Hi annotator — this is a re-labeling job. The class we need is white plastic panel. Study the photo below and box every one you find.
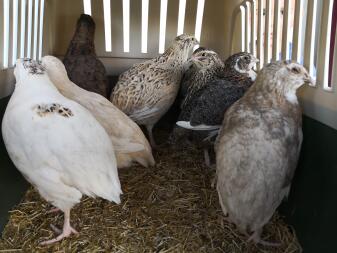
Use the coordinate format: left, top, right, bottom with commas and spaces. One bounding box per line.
232, 0, 337, 129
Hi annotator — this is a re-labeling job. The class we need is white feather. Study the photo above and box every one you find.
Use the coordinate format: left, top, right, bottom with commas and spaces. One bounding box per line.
176, 121, 221, 131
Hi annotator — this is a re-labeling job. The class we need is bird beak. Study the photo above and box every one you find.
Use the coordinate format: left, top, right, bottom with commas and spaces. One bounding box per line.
253, 57, 260, 64
304, 76, 316, 87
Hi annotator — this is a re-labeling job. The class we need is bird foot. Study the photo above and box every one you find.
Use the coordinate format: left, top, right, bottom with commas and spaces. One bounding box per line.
46, 207, 60, 214
247, 231, 281, 247
40, 224, 78, 245
210, 175, 217, 188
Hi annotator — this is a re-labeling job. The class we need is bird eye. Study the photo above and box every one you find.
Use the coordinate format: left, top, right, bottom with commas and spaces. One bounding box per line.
202, 53, 206, 57
244, 56, 249, 61
291, 67, 300, 74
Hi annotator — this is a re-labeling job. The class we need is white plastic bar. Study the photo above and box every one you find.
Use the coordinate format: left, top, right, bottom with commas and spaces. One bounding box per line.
177, 0, 186, 36
322, 0, 334, 90
303, 0, 317, 79
38, 0, 44, 59
194, 0, 205, 42
158, 0, 168, 54
281, 0, 290, 60
245, 2, 250, 53
240, 5, 246, 52
26, 0, 33, 58
103, 0, 112, 52
83, 0, 91, 16
251, 0, 256, 56
33, 0, 39, 60
264, 0, 271, 63
141, 0, 149, 53
12, 0, 19, 65
292, 0, 304, 62
257, 0, 264, 68
272, 0, 280, 60
122, 0, 130, 53
3, 0, 9, 68
20, 0, 26, 58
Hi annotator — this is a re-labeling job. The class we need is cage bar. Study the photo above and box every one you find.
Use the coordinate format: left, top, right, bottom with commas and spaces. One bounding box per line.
177, 0, 186, 36
158, 0, 168, 54
257, 0, 264, 69
141, 0, 149, 53
264, 0, 271, 64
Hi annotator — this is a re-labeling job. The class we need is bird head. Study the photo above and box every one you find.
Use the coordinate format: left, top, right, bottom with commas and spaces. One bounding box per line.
164, 34, 199, 63
41, 56, 69, 86
224, 52, 259, 81
255, 61, 314, 102
14, 58, 46, 83
189, 47, 224, 69
273, 61, 314, 89
174, 34, 199, 48
76, 14, 95, 40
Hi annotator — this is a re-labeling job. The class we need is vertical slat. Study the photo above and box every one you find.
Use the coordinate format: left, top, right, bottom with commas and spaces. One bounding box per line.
251, 0, 256, 55
33, 0, 39, 60
272, 0, 280, 60
20, 0, 26, 58
83, 0, 91, 16
245, 2, 250, 52
0, 0, 3, 68
141, 0, 149, 53
38, 0, 44, 59
122, 0, 130, 53
292, 0, 304, 62
103, 0, 112, 52
317, 0, 334, 90
3, 0, 10, 68
158, 0, 168, 54
12, 0, 18, 65
26, 0, 33, 58
177, 0, 186, 35
257, 0, 264, 69
240, 5, 246, 52
303, 0, 317, 79
281, 0, 290, 60
194, 0, 205, 43
264, 0, 271, 63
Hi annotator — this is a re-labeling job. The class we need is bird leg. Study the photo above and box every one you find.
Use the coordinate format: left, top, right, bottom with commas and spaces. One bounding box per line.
40, 209, 78, 245
146, 124, 157, 148
247, 228, 281, 247
203, 148, 215, 169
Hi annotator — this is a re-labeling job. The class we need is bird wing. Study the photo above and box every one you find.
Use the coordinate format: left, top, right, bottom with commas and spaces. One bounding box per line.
189, 82, 248, 127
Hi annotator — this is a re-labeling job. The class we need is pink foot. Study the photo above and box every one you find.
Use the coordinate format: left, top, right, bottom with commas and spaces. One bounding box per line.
40, 225, 78, 245
40, 209, 78, 245
248, 229, 281, 247
46, 207, 60, 214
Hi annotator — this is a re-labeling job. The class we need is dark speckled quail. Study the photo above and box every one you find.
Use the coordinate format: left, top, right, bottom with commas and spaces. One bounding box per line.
174, 52, 258, 166
177, 52, 258, 129
180, 48, 225, 108
63, 14, 109, 98
179, 47, 224, 103
216, 61, 314, 246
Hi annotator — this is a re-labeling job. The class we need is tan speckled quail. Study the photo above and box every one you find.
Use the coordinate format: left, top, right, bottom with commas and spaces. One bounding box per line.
110, 34, 199, 147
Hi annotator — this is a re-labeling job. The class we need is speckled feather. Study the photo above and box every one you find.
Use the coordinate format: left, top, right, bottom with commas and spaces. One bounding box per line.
180, 48, 225, 108
111, 35, 198, 147
63, 14, 109, 98
180, 80, 251, 126
215, 61, 311, 242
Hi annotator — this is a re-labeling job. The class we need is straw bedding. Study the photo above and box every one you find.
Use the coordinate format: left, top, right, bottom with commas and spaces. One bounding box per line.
0, 130, 302, 252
